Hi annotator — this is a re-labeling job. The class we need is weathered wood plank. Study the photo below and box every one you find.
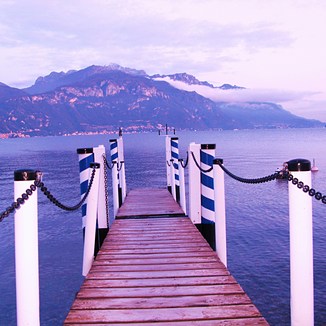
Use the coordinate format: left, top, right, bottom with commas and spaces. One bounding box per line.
65, 317, 268, 325
94, 256, 220, 265
82, 275, 237, 288
96, 251, 217, 260
70, 293, 251, 310
65, 305, 263, 323
116, 188, 185, 218
86, 268, 231, 279
77, 284, 245, 298
98, 246, 213, 255
90, 261, 225, 271
101, 242, 211, 250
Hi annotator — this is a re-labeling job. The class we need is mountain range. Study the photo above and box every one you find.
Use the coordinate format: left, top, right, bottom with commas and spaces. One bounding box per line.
0, 64, 323, 137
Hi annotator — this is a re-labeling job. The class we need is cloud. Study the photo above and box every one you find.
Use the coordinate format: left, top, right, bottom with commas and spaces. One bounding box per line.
0, 0, 294, 86
154, 77, 313, 102
155, 76, 326, 121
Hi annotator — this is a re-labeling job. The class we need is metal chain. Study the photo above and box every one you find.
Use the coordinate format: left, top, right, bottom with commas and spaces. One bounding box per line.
0, 166, 97, 222
216, 161, 280, 184
287, 173, 326, 204
166, 160, 171, 167
190, 151, 214, 173
117, 161, 124, 172
0, 178, 40, 222
218, 161, 326, 204
103, 155, 114, 170
180, 151, 189, 168
37, 165, 97, 211
102, 154, 110, 226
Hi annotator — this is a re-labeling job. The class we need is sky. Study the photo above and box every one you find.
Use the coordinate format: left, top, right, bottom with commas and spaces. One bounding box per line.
0, 0, 325, 121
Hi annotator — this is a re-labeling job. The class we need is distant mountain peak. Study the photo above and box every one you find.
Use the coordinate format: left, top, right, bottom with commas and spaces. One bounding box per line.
23, 63, 147, 95
219, 83, 245, 90
152, 72, 215, 88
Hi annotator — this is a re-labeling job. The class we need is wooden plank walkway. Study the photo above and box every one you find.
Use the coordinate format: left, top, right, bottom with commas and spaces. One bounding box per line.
116, 188, 185, 218
65, 189, 268, 325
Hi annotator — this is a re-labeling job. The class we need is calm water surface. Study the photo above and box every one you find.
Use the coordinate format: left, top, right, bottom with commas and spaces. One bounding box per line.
0, 129, 325, 325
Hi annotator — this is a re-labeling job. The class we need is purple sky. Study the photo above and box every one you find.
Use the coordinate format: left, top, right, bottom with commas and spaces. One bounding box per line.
0, 0, 325, 121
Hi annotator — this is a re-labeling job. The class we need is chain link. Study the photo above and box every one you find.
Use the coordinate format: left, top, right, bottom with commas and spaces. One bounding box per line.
218, 161, 325, 204
180, 152, 189, 168
0, 182, 39, 222
190, 151, 214, 173
215, 161, 280, 184
103, 155, 114, 170
37, 165, 97, 211
117, 161, 124, 172
287, 173, 326, 204
0, 166, 97, 223
102, 154, 110, 226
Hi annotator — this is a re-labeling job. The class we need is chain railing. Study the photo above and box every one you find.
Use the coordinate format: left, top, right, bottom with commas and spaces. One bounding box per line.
286, 172, 326, 204
189, 154, 326, 204
0, 165, 98, 223
214, 160, 280, 184
190, 151, 213, 173
103, 154, 114, 169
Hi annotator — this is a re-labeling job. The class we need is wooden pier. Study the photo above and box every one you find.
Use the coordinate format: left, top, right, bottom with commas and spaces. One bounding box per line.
65, 188, 268, 325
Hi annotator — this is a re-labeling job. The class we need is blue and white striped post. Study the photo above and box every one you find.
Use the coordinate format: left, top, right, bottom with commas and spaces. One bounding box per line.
14, 170, 40, 326
287, 159, 314, 326
82, 163, 100, 276
93, 145, 109, 244
77, 148, 94, 236
171, 137, 180, 203
77, 147, 107, 255
165, 136, 172, 193
110, 139, 120, 217
213, 158, 227, 266
200, 144, 216, 250
188, 142, 201, 224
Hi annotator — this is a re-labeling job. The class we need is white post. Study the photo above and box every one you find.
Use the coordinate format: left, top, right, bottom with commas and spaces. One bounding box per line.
170, 159, 176, 200
188, 142, 201, 224
213, 159, 227, 266
14, 170, 40, 326
117, 136, 127, 202
82, 163, 100, 276
93, 145, 109, 242
178, 159, 187, 214
288, 159, 314, 326
111, 161, 120, 218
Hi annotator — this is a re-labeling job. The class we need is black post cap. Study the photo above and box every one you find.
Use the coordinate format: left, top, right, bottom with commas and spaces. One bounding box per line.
287, 159, 311, 172
77, 148, 93, 154
201, 144, 216, 150
171, 137, 178, 140
109, 138, 117, 142
213, 158, 223, 164
90, 162, 100, 169
14, 169, 38, 181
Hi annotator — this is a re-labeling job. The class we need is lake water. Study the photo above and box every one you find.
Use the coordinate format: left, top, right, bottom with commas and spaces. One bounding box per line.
0, 128, 325, 325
